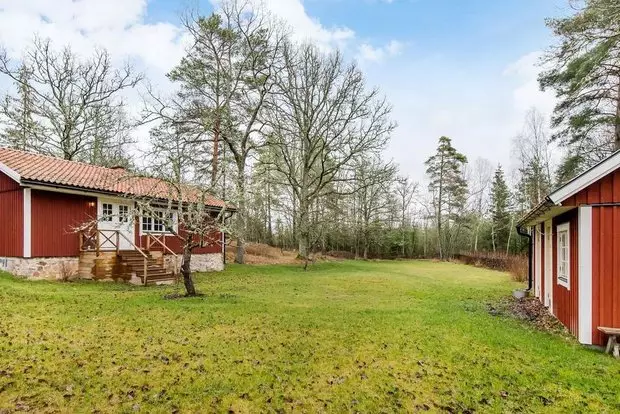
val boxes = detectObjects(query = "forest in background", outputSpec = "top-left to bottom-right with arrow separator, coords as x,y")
1,0 -> 618,265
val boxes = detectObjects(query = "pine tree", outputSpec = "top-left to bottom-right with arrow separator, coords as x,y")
167,2 -> 284,264
540,0 -> 620,174
425,136 -> 468,259
489,165 -> 511,253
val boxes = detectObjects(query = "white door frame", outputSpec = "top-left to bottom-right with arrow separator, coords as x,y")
544,219 -> 554,312
97,197 -> 135,250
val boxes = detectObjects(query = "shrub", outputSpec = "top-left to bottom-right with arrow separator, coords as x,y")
456,252 -> 528,282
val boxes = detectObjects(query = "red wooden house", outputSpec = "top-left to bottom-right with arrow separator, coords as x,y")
0,148 -> 231,285
518,150 -> 620,346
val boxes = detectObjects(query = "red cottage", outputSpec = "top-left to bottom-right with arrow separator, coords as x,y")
518,150 -> 620,346
0,148 -> 232,284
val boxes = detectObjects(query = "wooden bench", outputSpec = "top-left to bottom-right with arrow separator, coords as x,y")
598,327 -> 620,358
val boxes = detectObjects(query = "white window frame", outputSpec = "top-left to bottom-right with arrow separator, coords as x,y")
140,208 -> 178,235
102,203 -> 114,222
118,204 -> 129,223
556,222 -> 570,290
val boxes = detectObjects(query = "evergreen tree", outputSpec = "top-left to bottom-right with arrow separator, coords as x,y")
167,1 -> 284,264
425,136 -> 468,259
540,0 -> 620,174
489,165 -> 511,253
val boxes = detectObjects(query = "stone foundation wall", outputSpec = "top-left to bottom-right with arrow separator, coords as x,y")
163,253 -> 224,273
0,257 -> 79,281
0,251 -> 224,281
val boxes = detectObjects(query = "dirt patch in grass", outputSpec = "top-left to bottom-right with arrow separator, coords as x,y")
488,296 -> 571,337
225,242 -> 342,265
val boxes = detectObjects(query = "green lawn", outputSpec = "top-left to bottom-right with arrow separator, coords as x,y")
1,261 -> 619,413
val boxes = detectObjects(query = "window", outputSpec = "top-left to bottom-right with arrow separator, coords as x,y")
141,209 -> 176,234
153,211 -> 165,232
118,205 -> 129,223
557,223 -> 570,289
102,203 -> 113,222
142,216 -> 153,232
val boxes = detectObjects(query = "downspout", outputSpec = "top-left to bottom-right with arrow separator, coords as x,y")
516,225 -> 533,291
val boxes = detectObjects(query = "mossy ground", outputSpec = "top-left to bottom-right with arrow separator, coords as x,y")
1,261 -> 619,412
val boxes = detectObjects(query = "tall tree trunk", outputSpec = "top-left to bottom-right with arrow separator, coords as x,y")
212,116 -> 220,186
506,215 -> 514,254
297,195 -> 310,259
266,181 -> 273,245
181,241 -> 196,297
235,163 -> 246,264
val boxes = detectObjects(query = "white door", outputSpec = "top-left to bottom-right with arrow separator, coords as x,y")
544,220 -> 553,311
98,199 -> 135,251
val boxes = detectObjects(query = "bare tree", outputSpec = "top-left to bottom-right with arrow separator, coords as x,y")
264,42 -> 395,259
512,108 -> 554,211
0,37 -> 142,166
354,157 -> 397,259
467,158 -> 493,252
394,175 -> 418,257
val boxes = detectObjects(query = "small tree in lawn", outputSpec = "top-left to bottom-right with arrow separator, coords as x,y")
143,120 -> 232,297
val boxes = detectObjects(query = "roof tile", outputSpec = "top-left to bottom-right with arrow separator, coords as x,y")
0,148 -> 227,209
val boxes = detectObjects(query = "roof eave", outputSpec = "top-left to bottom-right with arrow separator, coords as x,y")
21,179 -> 230,211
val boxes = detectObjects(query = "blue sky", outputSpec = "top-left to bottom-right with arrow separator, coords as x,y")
0,0 -> 567,182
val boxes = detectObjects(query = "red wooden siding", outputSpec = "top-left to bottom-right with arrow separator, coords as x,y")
139,230 -> 222,254
552,210 -> 579,338
0,171 -> 23,257
564,168 -> 620,206
31,190 -> 97,257
135,221 -> 223,255
591,205 -> 620,345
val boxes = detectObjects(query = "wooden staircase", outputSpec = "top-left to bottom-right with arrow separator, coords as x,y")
118,250 -> 176,285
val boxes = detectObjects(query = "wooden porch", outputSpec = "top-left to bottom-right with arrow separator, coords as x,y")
79,229 -> 180,285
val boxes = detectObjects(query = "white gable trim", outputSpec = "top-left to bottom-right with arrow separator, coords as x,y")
0,161 -> 21,183
550,151 -> 620,204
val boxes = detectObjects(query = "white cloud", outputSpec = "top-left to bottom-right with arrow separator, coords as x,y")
0,0 -> 184,73
211,0 -> 356,50
503,51 -> 555,116
357,40 -> 405,63
361,50 -> 558,184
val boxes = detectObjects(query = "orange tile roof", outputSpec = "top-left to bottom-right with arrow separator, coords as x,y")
0,147 -> 228,209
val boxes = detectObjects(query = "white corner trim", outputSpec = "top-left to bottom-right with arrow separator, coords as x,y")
578,206 -> 593,345
550,151 -> 620,204
534,225 -> 542,299
23,188 -> 31,258
0,161 -> 21,183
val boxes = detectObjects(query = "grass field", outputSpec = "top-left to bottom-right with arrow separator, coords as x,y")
1,261 -> 619,413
